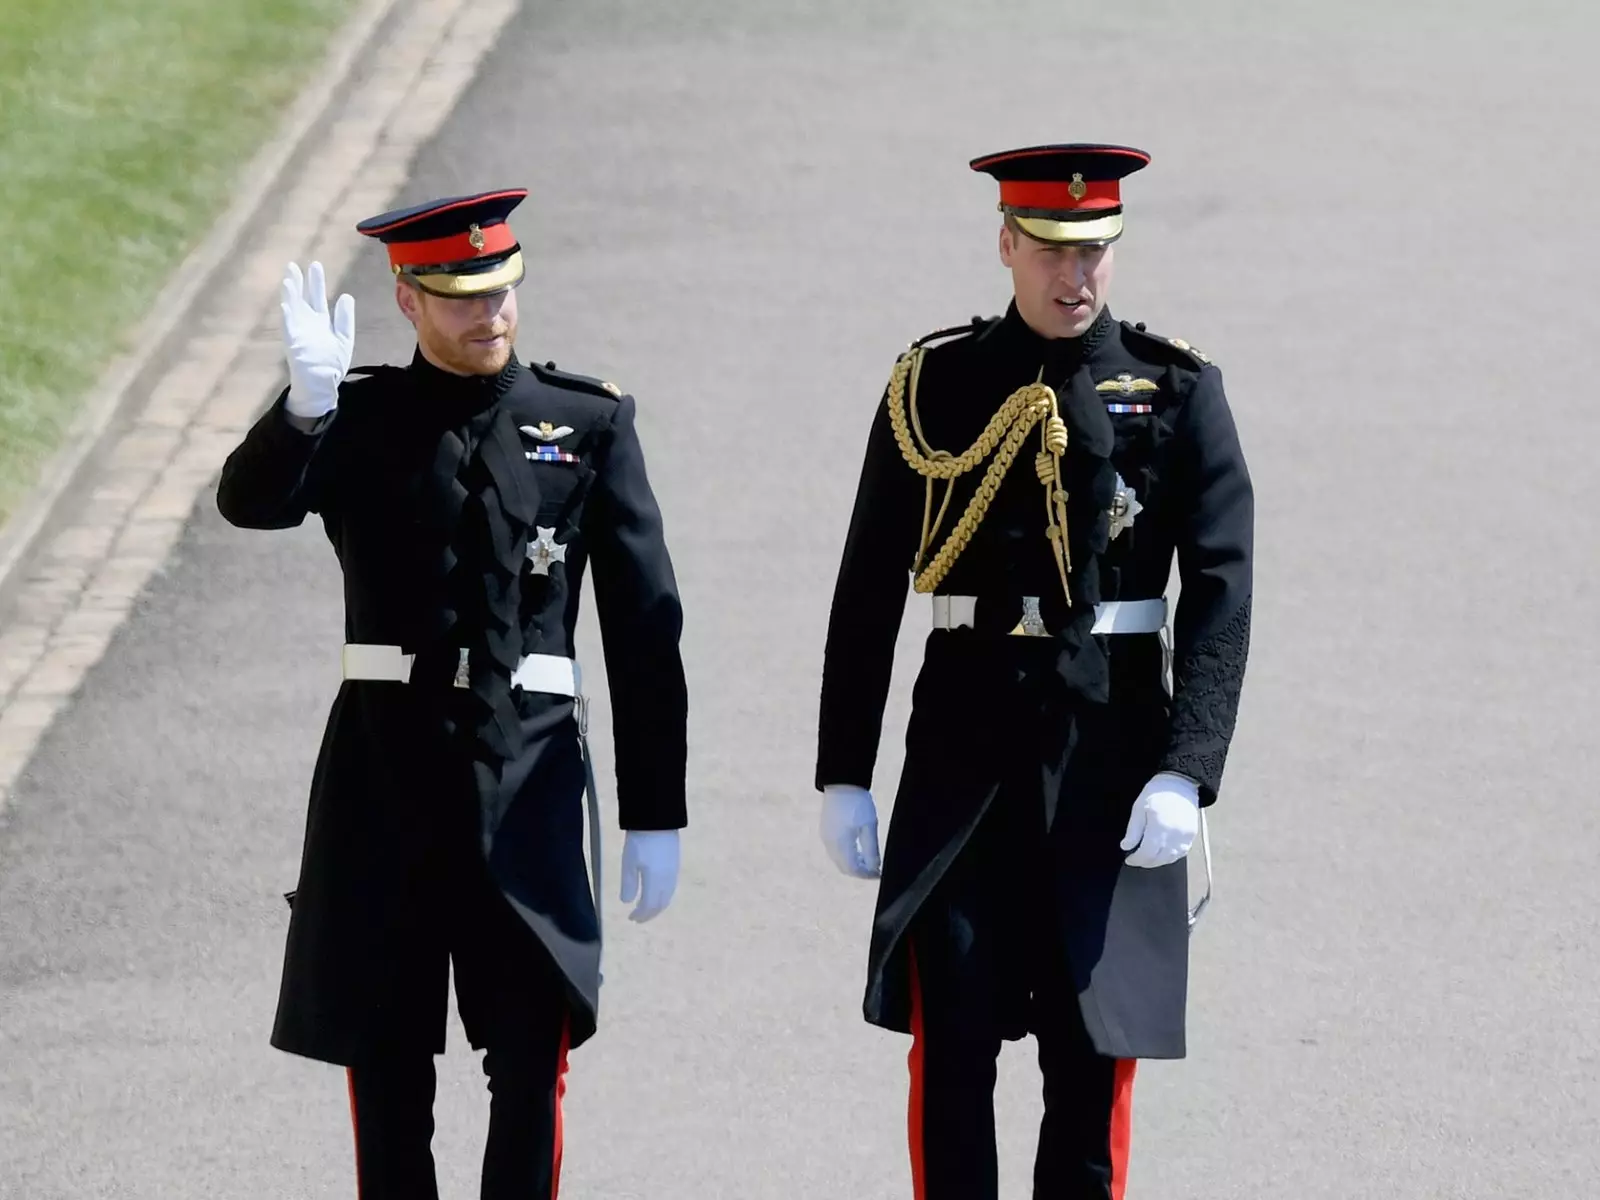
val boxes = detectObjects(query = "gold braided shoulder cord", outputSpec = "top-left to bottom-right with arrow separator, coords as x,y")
904,348 -> 958,579
883,348 -> 1074,601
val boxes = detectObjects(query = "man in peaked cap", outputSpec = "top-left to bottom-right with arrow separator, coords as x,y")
815,144 -> 1254,1197
216,189 -> 689,1198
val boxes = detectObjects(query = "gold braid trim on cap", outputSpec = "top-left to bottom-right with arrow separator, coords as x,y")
884,347 -> 1073,600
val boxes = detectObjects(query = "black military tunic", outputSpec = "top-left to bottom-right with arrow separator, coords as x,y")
816,301 -> 1252,1059
217,348 -> 687,1065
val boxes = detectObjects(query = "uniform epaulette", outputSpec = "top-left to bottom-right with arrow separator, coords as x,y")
529,359 -> 624,399
909,314 -> 996,351
1121,320 -> 1214,368
339,364 -> 408,395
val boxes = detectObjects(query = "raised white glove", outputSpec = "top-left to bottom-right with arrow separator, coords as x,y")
1120,772 -> 1201,869
820,784 -> 881,879
619,830 -> 679,923
279,261 -> 354,419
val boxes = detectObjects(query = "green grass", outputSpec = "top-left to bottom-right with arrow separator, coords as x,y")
0,0 -> 359,527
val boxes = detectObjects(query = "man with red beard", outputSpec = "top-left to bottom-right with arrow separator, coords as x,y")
218,189 -> 688,1199
816,145 -> 1254,1199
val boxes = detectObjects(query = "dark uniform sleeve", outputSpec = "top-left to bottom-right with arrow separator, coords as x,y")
583,392 -> 689,832
215,387 -> 342,529
814,390 -> 922,792
1159,365 -> 1254,804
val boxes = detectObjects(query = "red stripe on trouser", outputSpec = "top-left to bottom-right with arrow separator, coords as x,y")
345,1068 -> 363,1199
1109,1058 -> 1136,1200
906,943 -> 926,1200
552,1016 -> 572,1199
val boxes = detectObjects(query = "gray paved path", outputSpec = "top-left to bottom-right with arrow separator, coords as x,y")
3,2 -> 1599,1196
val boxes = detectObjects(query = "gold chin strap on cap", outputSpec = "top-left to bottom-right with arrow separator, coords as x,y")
884,346 -> 1073,604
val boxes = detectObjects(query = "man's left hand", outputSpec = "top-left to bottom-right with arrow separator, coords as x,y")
1120,773 -> 1200,869
620,830 -> 680,923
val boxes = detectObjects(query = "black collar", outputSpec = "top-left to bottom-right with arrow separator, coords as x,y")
995,300 -> 1115,376
406,346 -> 522,420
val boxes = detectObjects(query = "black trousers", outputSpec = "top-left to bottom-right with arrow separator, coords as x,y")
343,854 -> 572,1200
905,780 -> 1136,1200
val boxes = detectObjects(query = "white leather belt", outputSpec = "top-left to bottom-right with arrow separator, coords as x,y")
340,643 -> 416,682
341,644 -> 581,698
930,595 -> 1167,636
510,654 -> 582,697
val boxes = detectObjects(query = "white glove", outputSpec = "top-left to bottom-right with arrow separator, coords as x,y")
619,830 -> 679,923
820,784 -> 881,879
279,261 -> 355,419
1120,772 -> 1201,869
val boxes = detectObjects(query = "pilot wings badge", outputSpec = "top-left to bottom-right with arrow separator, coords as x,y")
1096,373 -> 1158,414
519,422 -> 580,463
520,422 -> 575,442
1095,372 -> 1159,397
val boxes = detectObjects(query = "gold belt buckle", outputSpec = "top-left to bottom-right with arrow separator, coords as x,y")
1009,596 -> 1049,637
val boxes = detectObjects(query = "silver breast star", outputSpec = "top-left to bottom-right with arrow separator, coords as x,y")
1016,596 -> 1047,636
1109,474 -> 1144,540
527,526 -> 567,575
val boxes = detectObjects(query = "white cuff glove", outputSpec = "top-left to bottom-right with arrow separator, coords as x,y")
1120,772 -> 1201,869
279,261 -> 355,420
821,784 -> 881,879
619,830 -> 679,923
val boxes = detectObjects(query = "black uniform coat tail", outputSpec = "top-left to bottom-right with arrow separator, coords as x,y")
816,305 -> 1253,1060
217,351 -> 687,1066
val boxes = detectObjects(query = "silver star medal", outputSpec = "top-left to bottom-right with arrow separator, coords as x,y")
527,526 -> 567,575
1017,596 -> 1047,636
1109,473 -> 1143,540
